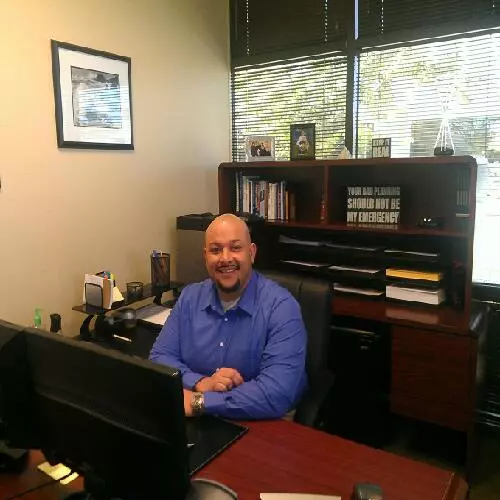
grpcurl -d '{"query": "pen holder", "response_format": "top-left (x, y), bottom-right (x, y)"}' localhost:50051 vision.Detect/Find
top-left (151, 253), bottom-right (170, 290)
top-left (126, 281), bottom-right (144, 302)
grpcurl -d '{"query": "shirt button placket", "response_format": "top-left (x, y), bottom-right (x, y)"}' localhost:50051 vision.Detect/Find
top-left (219, 314), bottom-right (228, 366)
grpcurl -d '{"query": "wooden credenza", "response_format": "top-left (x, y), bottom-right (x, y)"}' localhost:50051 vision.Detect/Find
top-left (218, 156), bottom-right (487, 478)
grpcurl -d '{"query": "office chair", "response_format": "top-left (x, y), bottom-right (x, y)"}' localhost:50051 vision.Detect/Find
top-left (261, 270), bottom-right (334, 429)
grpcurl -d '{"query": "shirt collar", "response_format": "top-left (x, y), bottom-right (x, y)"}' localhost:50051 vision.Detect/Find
top-left (201, 271), bottom-right (258, 316)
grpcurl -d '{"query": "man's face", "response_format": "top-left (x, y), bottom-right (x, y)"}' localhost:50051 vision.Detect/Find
top-left (204, 220), bottom-right (256, 297)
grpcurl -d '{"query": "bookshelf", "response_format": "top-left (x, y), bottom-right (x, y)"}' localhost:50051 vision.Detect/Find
top-left (219, 156), bottom-right (487, 478)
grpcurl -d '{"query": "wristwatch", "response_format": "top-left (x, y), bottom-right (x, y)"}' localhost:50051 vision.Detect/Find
top-left (191, 391), bottom-right (205, 416)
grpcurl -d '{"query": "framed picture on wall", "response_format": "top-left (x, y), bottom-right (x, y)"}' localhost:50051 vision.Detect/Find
top-left (245, 136), bottom-right (275, 161)
top-left (290, 123), bottom-right (315, 160)
top-left (51, 40), bottom-right (134, 150)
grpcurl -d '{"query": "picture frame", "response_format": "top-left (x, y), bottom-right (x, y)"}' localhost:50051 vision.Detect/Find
top-left (245, 136), bottom-right (275, 161)
top-left (372, 138), bottom-right (391, 158)
top-left (290, 123), bottom-right (315, 160)
top-left (51, 40), bottom-right (134, 150)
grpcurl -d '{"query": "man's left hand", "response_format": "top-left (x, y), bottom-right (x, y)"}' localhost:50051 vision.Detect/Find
top-left (183, 389), bottom-right (193, 417)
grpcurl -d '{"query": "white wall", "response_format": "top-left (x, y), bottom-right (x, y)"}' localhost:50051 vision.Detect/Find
top-left (0, 0), bottom-right (230, 332)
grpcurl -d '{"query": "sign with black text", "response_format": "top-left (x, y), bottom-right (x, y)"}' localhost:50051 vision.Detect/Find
top-left (346, 186), bottom-right (401, 225)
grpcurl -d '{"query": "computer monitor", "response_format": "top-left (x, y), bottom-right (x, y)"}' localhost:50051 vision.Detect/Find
top-left (0, 325), bottom-right (240, 500)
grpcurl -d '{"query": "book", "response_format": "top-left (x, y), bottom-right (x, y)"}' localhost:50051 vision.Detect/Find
top-left (329, 264), bottom-right (381, 274)
top-left (386, 284), bottom-right (445, 305)
top-left (386, 268), bottom-right (443, 282)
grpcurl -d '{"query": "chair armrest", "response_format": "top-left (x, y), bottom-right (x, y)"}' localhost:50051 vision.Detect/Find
top-left (294, 369), bottom-right (335, 428)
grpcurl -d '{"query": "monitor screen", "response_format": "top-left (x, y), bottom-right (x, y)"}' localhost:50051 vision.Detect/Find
top-left (0, 324), bottom-right (190, 500)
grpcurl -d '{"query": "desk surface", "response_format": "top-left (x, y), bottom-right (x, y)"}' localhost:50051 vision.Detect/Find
top-left (0, 420), bottom-right (467, 500)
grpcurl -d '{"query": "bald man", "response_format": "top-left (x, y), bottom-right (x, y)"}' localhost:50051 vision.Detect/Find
top-left (150, 214), bottom-right (307, 419)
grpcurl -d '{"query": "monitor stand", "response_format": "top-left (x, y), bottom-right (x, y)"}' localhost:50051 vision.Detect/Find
top-left (63, 478), bottom-right (237, 500)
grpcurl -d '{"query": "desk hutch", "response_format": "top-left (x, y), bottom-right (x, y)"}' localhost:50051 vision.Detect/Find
top-left (218, 156), bottom-right (487, 477)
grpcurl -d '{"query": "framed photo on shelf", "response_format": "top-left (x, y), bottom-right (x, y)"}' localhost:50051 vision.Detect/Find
top-left (245, 136), bottom-right (275, 161)
top-left (290, 123), bottom-right (315, 160)
top-left (372, 138), bottom-right (391, 158)
top-left (51, 40), bottom-right (134, 150)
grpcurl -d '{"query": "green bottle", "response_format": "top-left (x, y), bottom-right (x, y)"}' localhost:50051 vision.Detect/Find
top-left (34, 308), bottom-right (42, 329)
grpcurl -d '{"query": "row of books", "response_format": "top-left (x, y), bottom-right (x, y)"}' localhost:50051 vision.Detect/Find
top-left (235, 174), bottom-right (295, 221)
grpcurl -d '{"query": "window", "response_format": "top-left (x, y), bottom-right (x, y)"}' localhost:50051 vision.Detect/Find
top-left (232, 53), bottom-right (347, 161)
top-left (230, 1), bottom-right (500, 288)
top-left (356, 32), bottom-right (500, 285)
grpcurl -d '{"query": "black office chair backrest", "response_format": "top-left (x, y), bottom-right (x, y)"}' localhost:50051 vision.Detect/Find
top-left (261, 270), bottom-right (332, 382)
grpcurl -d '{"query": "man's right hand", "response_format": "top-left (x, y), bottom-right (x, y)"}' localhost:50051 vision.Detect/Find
top-left (194, 368), bottom-right (244, 393)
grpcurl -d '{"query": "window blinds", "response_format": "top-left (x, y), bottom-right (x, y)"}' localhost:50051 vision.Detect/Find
top-left (358, 0), bottom-right (499, 42)
top-left (356, 32), bottom-right (500, 160)
top-left (231, 0), bottom-right (349, 63)
top-left (231, 53), bottom-right (348, 161)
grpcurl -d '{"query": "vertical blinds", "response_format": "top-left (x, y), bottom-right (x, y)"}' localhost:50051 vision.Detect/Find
top-left (232, 53), bottom-right (347, 161)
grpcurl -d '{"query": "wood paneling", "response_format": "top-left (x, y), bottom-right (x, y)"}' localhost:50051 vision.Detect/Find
top-left (2, 421), bottom-right (467, 500)
top-left (391, 325), bottom-right (473, 430)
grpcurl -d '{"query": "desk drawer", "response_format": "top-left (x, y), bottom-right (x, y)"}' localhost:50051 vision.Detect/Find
top-left (391, 326), bottom-right (473, 429)
top-left (391, 393), bottom-right (469, 430)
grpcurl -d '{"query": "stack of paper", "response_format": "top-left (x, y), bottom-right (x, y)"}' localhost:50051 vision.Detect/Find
top-left (385, 249), bottom-right (440, 258)
top-left (329, 264), bottom-right (381, 275)
top-left (279, 235), bottom-right (322, 246)
top-left (386, 285), bottom-right (445, 305)
top-left (333, 284), bottom-right (384, 297)
top-left (280, 260), bottom-right (330, 268)
top-left (136, 304), bottom-right (172, 326)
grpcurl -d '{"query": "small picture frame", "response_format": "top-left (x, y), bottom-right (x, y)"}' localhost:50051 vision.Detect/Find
top-left (245, 136), bottom-right (275, 161)
top-left (372, 138), bottom-right (391, 158)
top-left (290, 123), bottom-right (315, 160)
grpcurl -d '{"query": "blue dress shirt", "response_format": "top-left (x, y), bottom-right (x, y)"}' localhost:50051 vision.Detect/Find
top-left (149, 271), bottom-right (308, 419)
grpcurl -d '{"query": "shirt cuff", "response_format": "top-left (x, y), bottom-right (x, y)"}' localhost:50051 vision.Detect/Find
top-left (203, 391), bottom-right (226, 415)
top-left (182, 371), bottom-right (206, 390)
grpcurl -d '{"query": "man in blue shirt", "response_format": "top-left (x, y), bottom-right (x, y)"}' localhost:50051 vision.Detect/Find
top-left (150, 213), bottom-right (308, 420)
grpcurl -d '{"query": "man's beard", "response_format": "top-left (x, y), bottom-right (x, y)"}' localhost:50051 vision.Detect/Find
top-left (215, 278), bottom-right (241, 294)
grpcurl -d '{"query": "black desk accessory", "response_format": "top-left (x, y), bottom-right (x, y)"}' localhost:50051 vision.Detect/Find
top-left (94, 308), bottom-right (138, 340)
top-left (72, 281), bottom-right (183, 340)
top-left (151, 252), bottom-right (171, 290)
top-left (416, 216), bottom-right (444, 228)
top-left (186, 416), bottom-right (247, 475)
top-left (50, 313), bottom-right (62, 333)
top-left (0, 438), bottom-right (28, 473)
top-left (126, 281), bottom-right (143, 301)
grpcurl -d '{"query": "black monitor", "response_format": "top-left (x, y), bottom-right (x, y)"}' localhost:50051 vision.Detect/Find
top-left (0, 325), bottom-right (242, 500)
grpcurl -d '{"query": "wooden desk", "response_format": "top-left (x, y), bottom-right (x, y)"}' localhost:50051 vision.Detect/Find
top-left (0, 420), bottom-right (467, 500)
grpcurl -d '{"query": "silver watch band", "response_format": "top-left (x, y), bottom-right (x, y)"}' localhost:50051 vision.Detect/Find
top-left (191, 391), bottom-right (205, 416)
